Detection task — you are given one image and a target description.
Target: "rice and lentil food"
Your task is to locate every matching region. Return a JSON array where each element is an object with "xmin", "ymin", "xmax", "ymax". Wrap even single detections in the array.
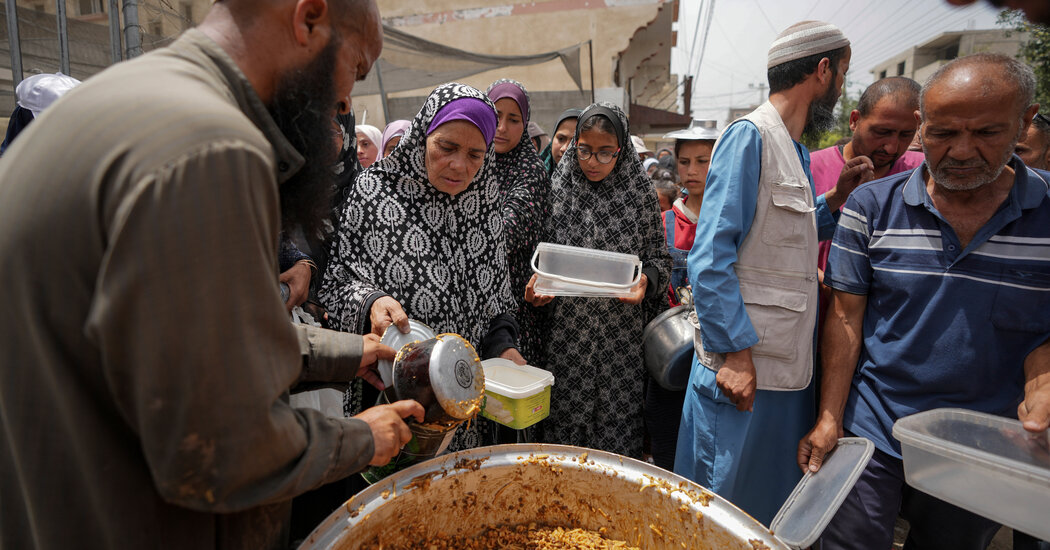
[{"xmin": 365, "ymin": 523, "xmax": 639, "ymax": 549}]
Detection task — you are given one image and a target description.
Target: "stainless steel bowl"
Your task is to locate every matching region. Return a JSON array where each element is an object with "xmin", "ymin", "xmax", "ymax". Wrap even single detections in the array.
[
  {"xmin": 299, "ymin": 444, "xmax": 788, "ymax": 550},
  {"xmin": 642, "ymin": 305, "xmax": 695, "ymax": 391}
]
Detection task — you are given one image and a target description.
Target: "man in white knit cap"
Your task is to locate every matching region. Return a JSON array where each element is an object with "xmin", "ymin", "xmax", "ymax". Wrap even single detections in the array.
[{"xmin": 675, "ymin": 21, "xmax": 858, "ymax": 524}]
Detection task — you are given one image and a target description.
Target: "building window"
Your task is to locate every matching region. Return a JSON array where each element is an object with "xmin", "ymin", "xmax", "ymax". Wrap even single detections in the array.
[
  {"xmin": 149, "ymin": 19, "xmax": 163, "ymax": 36},
  {"xmin": 897, "ymin": 61, "xmax": 906, "ymax": 76},
  {"xmin": 79, "ymin": 0, "xmax": 104, "ymax": 14},
  {"xmin": 879, "ymin": 70, "xmax": 887, "ymax": 79}
]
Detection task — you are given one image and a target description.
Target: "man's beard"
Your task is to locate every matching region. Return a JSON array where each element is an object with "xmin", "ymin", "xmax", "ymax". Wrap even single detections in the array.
[
  {"xmin": 925, "ymin": 127, "xmax": 1021, "ymax": 192},
  {"xmin": 267, "ymin": 36, "xmax": 341, "ymax": 237},
  {"xmin": 802, "ymin": 76, "xmax": 839, "ymax": 142}
]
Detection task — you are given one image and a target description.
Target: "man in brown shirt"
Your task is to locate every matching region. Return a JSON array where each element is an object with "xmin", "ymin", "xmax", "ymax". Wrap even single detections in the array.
[{"xmin": 0, "ymin": 1, "xmax": 424, "ymax": 548}]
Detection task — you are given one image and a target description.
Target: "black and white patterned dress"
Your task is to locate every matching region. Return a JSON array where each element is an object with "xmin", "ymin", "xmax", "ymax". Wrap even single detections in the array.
[
  {"xmin": 320, "ymin": 83, "xmax": 515, "ymax": 451},
  {"xmin": 539, "ymin": 102, "xmax": 671, "ymax": 458},
  {"xmin": 486, "ymin": 79, "xmax": 551, "ymax": 367}
]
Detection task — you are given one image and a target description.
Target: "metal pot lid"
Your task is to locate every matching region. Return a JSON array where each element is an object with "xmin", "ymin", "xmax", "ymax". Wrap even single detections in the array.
[
  {"xmin": 428, "ymin": 333, "xmax": 484, "ymax": 420},
  {"xmin": 379, "ymin": 320, "xmax": 436, "ymax": 388},
  {"xmin": 769, "ymin": 437, "xmax": 874, "ymax": 549},
  {"xmin": 662, "ymin": 119, "xmax": 721, "ymax": 141}
]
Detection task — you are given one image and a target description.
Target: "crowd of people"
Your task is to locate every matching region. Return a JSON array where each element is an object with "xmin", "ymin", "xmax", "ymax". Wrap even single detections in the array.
[{"xmin": 1, "ymin": 0, "xmax": 1049, "ymax": 549}]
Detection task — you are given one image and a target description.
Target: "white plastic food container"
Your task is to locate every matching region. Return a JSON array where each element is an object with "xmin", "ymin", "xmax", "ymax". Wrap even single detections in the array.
[
  {"xmin": 893, "ymin": 408, "xmax": 1050, "ymax": 540},
  {"xmin": 480, "ymin": 359, "xmax": 555, "ymax": 430},
  {"xmin": 531, "ymin": 242, "xmax": 642, "ymax": 298}
]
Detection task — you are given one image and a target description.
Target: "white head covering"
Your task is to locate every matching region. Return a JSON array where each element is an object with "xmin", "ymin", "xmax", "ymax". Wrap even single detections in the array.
[
  {"xmin": 663, "ymin": 119, "xmax": 721, "ymax": 141},
  {"xmin": 631, "ymin": 135, "xmax": 651, "ymax": 154},
  {"xmin": 16, "ymin": 73, "xmax": 81, "ymax": 118},
  {"xmin": 767, "ymin": 21, "xmax": 850, "ymax": 69},
  {"xmin": 354, "ymin": 124, "xmax": 382, "ymax": 149}
]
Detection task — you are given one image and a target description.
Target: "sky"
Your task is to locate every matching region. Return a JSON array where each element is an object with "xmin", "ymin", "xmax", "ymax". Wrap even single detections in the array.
[{"xmin": 671, "ymin": 0, "xmax": 1004, "ymax": 124}]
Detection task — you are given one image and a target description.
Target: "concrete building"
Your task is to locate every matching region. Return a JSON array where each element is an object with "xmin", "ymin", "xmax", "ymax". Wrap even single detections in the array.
[
  {"xmin": 362, "ymin": 0, "xmax": 686, "ymax": 134},
  {"xmin": 2, "ymin": 0, "xmax": 207, "ymax": 114},
  {"xmin": 3, "ymin": 0, "xmax": 686, "ymax": 136},
  {"xmin": 14, "ymin": 0, "xmax": 207, "ymax": 37},
  {"xmin": 726, "ymin": 103, "xmax": 761, "ymax": 127},
  {"xmin": 870, "ymin": 28, "xmax": 1025, "ymax": 85}
]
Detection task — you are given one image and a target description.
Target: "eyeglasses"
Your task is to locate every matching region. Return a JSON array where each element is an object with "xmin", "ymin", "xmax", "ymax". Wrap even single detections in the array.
[
  {"xmin": 577, "ymin": 146, "xmax": 620, "ymax": 164},
  {"xmin": 1036, "ymin": 113, "xmax": 1050, "ymax": 126}
]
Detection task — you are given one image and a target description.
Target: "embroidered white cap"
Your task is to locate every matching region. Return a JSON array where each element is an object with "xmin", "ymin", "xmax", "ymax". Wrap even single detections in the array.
[{"xmin": 767, "ymin": 21, "xmax": 850, "ymax": 69}]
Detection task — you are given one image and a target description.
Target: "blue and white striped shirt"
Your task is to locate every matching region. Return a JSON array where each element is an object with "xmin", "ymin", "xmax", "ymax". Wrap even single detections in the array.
[{"xmin": 826, "ymin": 156, "xmax": 1050, "ymax": 457}]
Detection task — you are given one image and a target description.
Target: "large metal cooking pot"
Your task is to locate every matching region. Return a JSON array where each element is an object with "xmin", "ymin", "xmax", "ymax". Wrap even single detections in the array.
[
  {"xmin": 643, "ymin": 305, "xmax": 695, "ymax": 391},
  {"xmin": 300, "ymin": 440, "xmax": 872, "ymax": 550}
]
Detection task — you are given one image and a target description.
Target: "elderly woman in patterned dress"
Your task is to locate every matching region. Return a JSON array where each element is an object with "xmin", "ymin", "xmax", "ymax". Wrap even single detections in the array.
[{"xmin": 320, "ymin": 83, "xmax": 525, "ymax": 452}]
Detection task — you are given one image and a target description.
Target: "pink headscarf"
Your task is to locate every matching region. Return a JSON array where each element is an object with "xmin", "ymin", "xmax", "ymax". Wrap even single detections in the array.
[{"xmin": 379, "ymin": 120, "xmax": 411, "ymax": 159}]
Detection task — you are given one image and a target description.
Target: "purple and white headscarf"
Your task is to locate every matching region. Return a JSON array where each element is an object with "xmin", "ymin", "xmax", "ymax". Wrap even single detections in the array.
[{"xmin": 378, "ymin": 119, "xmax": 410, "ymax": 159}]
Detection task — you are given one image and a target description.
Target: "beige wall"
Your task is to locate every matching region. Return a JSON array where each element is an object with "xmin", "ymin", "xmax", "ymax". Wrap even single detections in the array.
[
  {"xmin": 375, "ymin": 0, "xmax": 662, "ymax": 93},
  {"xmin": 359, "ymin": 0, "xmax": 667, "ymax": 126}
]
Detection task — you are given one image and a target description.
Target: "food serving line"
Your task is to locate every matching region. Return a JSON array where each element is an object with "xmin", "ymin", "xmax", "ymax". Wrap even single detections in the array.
[{"xmin": 301, "ymin": 243, "xmax": 1050, "ymax": 549}]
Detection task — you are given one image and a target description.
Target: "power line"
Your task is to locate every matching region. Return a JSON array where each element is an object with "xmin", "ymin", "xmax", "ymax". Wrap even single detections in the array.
[
  {"xmin": 846, "ymin": 0, "xmax": 928, "ymax": 46},
  {"xmin": 851, "ymin": 10, "xmax": 973, "ymax": 70},
  {"xmin": 686, "ymin": 0, "xmax": 707, "ymax": 77},
  {"xmin": 752, "ymin": 0, "xmax": 779, "ymax": 34},
  {"xmin": 849, "ymin": 6, "xmax": 956, "ymax": 67},
  {"xmin": 824, "ymin": 0, "xmax": 856, "ymax": 25},
  {"xmin": 691, "ymin": 0, "xmax": 717, "ymax": 79},
  {"xmin": 851, "ymin": 8, "xmax": 986, "ymax": 73},
  {"xmin": 692, "ymin": 87, "xmax": 763, "ymax": 100},
  {"xmin": 802, "ymin": 0, "xmax": 824, "ymax": 19}
]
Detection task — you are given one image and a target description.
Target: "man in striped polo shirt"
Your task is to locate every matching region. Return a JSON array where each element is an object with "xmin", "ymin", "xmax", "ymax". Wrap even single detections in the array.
[{"xmin": 799, "ymin": 53, "xmax": 1050, "ymax": 549}]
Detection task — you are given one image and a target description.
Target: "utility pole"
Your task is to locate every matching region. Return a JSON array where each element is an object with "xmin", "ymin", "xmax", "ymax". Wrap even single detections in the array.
[
  {"xmin": 109, "ymin": 0, "xmax": 123, "ymax": 63},
  {"xmin": 683, "ymin": 76, "xmax": 693, "ymax": 117},
  {"xmin": 123, "ymin": 0, "xmax": 142, "ymax": 59},
  {"xmin": 5, "ymin": 0, "xmax": 23, "ymax": 85},
  {"xmin": 749, "ymin": 82, "xmax": 768, "ymax": 104},
  {"xmin": 56, "ymin": 0, "xmax": 70, "ymax": 74}
]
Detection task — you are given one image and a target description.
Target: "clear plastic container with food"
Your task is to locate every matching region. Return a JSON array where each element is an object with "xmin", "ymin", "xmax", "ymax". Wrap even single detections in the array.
[
  {"xmin": 480, "ymin": 358, "xmax": 555, "ymax": 430},
  {"xmin": 531, "ymin": 242, "xmax": 642, "ymax": 298},
  {"xmin": 893, "ymin": 408, "xmax": 1050, "ymax": 540}
]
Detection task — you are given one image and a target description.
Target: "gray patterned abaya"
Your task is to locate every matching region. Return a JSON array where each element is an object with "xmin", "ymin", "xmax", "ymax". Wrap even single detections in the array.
[
  {"xmin": 539, "ymin": 102, "xmax": 671, "ymax": 458},
  {"xmin": 486, "ymin": 79, "xmax": 551, "ymax": 366}
]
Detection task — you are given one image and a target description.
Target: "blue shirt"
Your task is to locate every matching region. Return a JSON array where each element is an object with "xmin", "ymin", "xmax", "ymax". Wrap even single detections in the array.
[
  {"xmin": 826, "ymin": 157, "xmax": 1050, "ymax": 457},
  {"xmin": 689, "ymin": 121, "xmax": 838, "ymax": 353}
]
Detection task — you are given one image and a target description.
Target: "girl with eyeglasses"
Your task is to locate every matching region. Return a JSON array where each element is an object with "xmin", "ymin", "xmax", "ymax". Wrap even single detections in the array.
[{"xmin": 525, "ymin": 102, "xmax": 671, "ymax": 458}]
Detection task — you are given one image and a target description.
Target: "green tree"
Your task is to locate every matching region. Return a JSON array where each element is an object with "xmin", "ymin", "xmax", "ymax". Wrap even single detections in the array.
[{"xmin": 999, "ymin": 9, "xmax": 1050, "ymax": 108}]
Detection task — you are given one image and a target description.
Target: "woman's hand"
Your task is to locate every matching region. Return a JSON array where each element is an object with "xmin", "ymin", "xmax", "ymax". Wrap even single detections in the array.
[
  {"xmin": 500, "ymin": 347, "xmax": 528, "ymax": 365},
  {"xmin": 279, "ymin": 261, "xmax": 312, "ymax": 312},
  {"xmin": 524, "ymin": 274, "xmax": 555, "ymax": 307},
  {"xmin": 358, "ymin": 333, "xmax": 396, "ymax": 390},
  {"xmin": 617, "ymin": 273, "xmax": 648, "ymax": 305},
  {"xmin": 370, "ymin": 296, "xmax": 410, "ymax": 336}
]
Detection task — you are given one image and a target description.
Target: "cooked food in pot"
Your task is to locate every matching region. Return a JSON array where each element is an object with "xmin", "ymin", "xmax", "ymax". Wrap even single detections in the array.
[{"xmin": 364, "ymin": 523, "xmax": 638, "ymax": 549}]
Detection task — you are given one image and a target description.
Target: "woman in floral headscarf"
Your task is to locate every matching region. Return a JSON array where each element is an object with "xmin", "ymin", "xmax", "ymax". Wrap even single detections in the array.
[
  {"xmin": 486, "ymin": 79, "xmax": 551, "ymax": 366},
  {"xmin": 526, "ymin": 102, "xmax": 671, "ymax": 458},
  {"xmin": 321, "ymin": 83, "xmax": 523, "ymax": 451}
]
